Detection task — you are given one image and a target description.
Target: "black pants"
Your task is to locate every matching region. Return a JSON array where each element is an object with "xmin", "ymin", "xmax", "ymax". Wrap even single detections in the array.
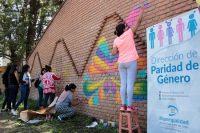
[
  {"xmin": 2, "ymin": 87, "xmax": 9, "ymax": 109},
  {"xmin": 7, "ymin": 85, "xmax": 18, "ymax": 110},
  {"xmin": 37, "ymin": 86, "xmax": 43, "ymax": 107},
  {"xmin": 44, "ymin": 93, "xmax": 55, "ymax": 107}
]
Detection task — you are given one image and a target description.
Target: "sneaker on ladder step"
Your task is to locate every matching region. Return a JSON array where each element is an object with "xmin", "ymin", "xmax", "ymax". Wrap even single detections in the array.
[
  {"xmin": 127, "ymin": 106, "xmax": 137, "ymax": 112},
  {"xmin": 120, "ymin": 105, "xmax": 127, "ymax": 111}
]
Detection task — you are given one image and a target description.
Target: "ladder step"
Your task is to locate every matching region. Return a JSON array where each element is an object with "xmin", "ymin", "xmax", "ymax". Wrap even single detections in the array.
[
  {"xmin": 121, "ymin": 125, "xmax": 139, "ymax": 130},
  {"xmin": 119, "ymin": 110, "xmax": 141, "ymax": 133},
  {"xmin": 121, "ymin": 127, "xmax": 129, "ymax": 130}
]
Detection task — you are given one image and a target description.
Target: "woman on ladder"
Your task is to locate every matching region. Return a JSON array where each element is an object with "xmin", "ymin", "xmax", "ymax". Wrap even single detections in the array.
[{"xmin": 112, "ymin": 5, "xmax": 144, "ymax": 112}]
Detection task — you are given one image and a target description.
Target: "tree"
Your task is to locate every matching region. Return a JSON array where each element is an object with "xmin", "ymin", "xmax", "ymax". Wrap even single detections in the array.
[{"xmin": 0, "ymin": 0, "xmax": 64, "ymax": 64}]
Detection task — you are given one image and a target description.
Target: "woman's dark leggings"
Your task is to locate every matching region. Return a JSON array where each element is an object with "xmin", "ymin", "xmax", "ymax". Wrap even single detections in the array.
[
  {"xmin": 7, "ymin": 85, "xmax": 18, "ymax": 110},
  {"xmin": 43, "ymin": 93, "xmax": 55, "ymax": 108},
  {"xmin": 37, "ymin": 86, "xmax": 43, "ymax": 107},
  {"xmin": 2, "ymin": 87, "xmax": 9, "ymax": 109}
]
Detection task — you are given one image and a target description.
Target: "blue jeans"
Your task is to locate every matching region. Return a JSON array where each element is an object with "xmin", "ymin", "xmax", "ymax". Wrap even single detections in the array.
[
  {"xmin": 14, "ymin": 85, "xmax": 30, "ymax": 110},
  {"xmin": 118, "ymin": 61, "xmax": 137, "ymax": 106}
]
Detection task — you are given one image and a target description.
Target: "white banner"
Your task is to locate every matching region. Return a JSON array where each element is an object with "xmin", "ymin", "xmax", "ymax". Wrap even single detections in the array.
[{"xmin": 147, "ymin": 8, "xmax": 200, "ymax": 133}]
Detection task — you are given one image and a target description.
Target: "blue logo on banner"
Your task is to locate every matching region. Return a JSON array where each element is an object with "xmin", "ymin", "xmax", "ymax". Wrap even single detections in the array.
[{"xmin": 168, "ymin": 105, "xmax": 178, "ymax": 116}]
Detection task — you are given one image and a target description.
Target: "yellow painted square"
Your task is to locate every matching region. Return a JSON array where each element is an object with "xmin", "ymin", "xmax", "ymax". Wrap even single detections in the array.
[{"xmin": 197, "ymin": 0, "xmax": 200, "ymax": 6}]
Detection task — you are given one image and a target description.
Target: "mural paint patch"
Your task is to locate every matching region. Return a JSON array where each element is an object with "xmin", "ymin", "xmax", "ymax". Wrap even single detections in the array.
[
  {"xmin": 87, "ymin": 37, "xmax": 118, "ymax": 75},
  {"xmin": 83, "ymin": 71, "xmax": 147, "ymax": 106},
  {"xmin": 83, "ymin": 37, "xmax": 147, "ymax": 105},
  {"xmin": 125, "ymin": 0, "xmax": 150, "ymax": 27}
]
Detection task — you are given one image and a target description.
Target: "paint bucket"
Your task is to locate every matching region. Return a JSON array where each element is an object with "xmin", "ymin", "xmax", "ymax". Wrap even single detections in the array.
[
  {"xmin": 103, "ymin": 122, "xmax": 108, "ymax": 128},
  {"xmin": 111, "ymin": 122, "xmax": 116, "ymax": 128},
  {"xmin": 100, "ymin": 119, "xmax": 104, "ymax": 123}
]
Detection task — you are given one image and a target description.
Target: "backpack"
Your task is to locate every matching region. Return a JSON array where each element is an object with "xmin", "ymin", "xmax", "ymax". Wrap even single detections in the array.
[{"xmin": 34, "ymin": 78, "xmax": 41, "ymax": 88}]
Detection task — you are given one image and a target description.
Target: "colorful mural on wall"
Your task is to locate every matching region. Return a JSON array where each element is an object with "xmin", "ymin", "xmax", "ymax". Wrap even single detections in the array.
[
  {"xmin": 134, "ymin": 80, "xmax": 147, "ymax": 101},
  {"xmin": 82, "ymin": 1, "xmax": 150, "ymax": 106},
  {"xmin": 83, "ymin": 37, "xmax": 147, "ymax": 106},
  {"xmin": 83, "ymin": 74, "xmax": 147, "ymax": 106},
  {"xmin": 125, "ymin": 0, "xmax": 150, "ymax": 27},
  {"xmin": 83, "ymin": 77, "xmax": 121, "ymax": 106},
  {"xmin": 87, "ymin": 37, "xmax": 118, "ymax": 75}
]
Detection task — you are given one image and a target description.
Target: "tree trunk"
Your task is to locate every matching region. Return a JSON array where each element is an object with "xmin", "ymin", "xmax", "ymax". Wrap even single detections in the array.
[{"xmin": 26, "ymin": 0, "xmax": 40, "ymax": 57}]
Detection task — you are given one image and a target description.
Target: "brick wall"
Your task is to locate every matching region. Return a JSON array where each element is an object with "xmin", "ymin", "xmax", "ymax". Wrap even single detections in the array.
[{"xmin": 28, "ymin": 0, "xmax": 197, "ymax": 132}]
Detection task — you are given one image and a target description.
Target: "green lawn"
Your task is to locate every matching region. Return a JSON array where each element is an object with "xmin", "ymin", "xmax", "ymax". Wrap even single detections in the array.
[{"xmin": 0, "ymin": 95, "xmax": 118, "ymax": 133}]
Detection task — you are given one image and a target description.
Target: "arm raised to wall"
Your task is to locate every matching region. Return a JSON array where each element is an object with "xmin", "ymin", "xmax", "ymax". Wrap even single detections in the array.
[{"xmin": 131, "ymin": 5, "xmax": 145, "ymax": 33}]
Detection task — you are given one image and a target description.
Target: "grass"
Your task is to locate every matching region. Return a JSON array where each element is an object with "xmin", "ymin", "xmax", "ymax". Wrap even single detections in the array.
[{"xmin": 0, "ymin": 94, "xmax": 118, "ymax": 133}]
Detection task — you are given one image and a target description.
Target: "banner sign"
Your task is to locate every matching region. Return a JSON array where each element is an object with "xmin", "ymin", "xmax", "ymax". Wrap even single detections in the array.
[{"xmin": 147, "ymin": 8, "xmax": 200, "ymax": 133}]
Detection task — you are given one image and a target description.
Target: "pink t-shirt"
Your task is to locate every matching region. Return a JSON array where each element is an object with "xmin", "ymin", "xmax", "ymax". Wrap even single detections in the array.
[
  {"xmin": 42, "ymin": 72, "xmax": 61, "ymax": 94},
  {"xmin": 113, "ymin": 29, "xmax": 139, "ymax": 63}
]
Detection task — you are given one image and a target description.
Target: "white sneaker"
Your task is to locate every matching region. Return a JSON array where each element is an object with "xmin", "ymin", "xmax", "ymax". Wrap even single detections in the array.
[
  {"xmin": 11, "ymin": 109, "xmax": 18, "ymax": 116},
  {"xmin": 57, "ymin": 116, "xmax": 63, "ymax": 121}
]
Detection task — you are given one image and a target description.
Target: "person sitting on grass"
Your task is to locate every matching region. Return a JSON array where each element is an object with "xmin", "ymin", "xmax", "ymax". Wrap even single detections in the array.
[{"xmin": 55, "ymin": 83, "xmax": 80, "ymax": 121}]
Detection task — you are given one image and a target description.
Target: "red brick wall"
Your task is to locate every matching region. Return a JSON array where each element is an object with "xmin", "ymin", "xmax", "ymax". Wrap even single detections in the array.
[{"xmin": 28, "ymin": 0, "xmax": 197, "ymax": 132}]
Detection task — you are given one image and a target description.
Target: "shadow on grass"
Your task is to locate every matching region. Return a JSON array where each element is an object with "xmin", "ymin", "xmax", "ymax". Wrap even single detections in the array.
[{"xmin": 0, "ymin": 95, "xmax": 118, "ymax": 133}]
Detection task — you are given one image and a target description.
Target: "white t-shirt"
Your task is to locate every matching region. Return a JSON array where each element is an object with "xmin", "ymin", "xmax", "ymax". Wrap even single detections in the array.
[{"xmin": 23, "ymin": 72, "xmax": 32, "ymax": 87}]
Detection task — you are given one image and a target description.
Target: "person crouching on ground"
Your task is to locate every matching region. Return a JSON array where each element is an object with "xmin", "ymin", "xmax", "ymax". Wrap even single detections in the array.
[
  {"xmin": 42, "ymin": 65, "xmax": 61, "ymax": 108},
  {"xmin": 56, "ymin": 83, "xmax": 79, "ymax": 121}
]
